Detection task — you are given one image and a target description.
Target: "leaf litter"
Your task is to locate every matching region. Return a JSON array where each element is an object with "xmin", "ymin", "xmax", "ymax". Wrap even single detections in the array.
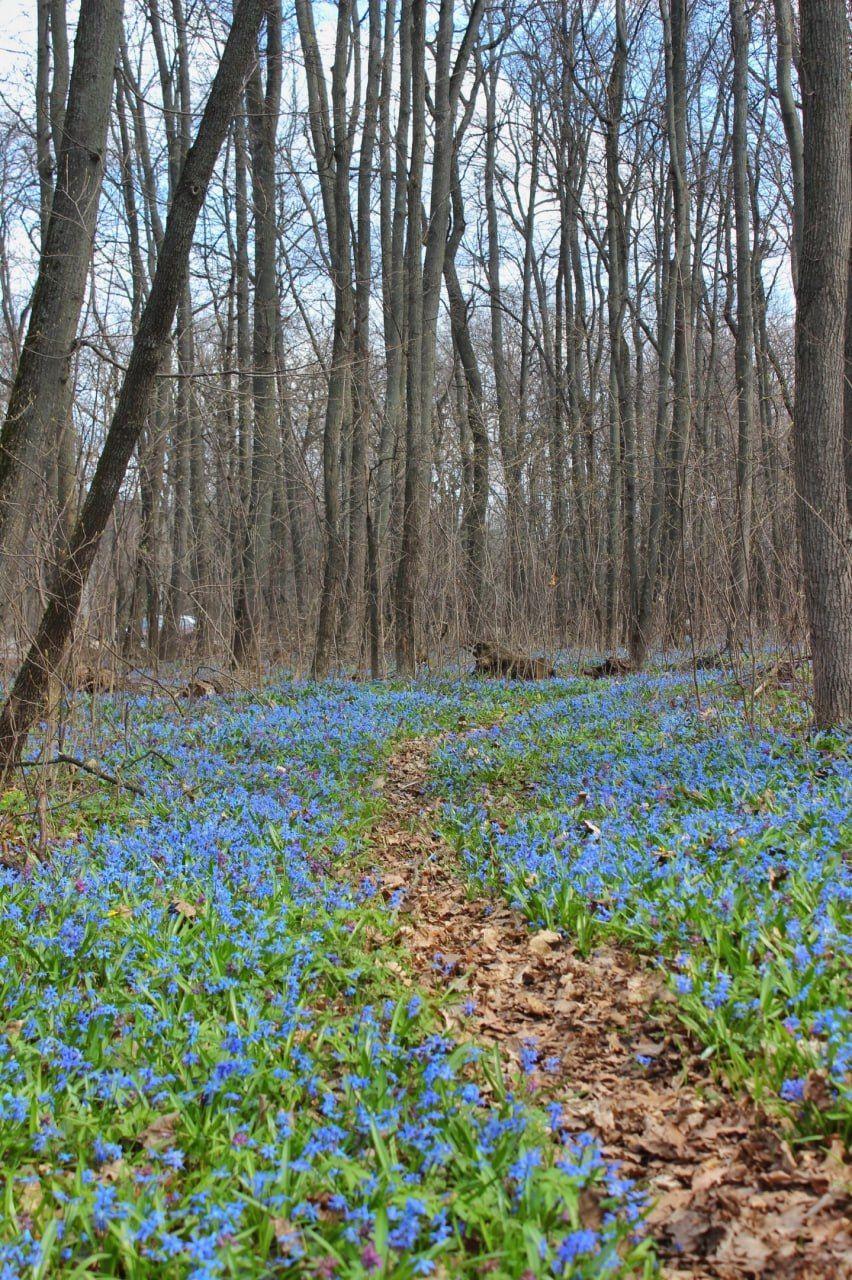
[{"xmin": 371, "ymin": 737, "xmax": 851, "ymax": 1279}]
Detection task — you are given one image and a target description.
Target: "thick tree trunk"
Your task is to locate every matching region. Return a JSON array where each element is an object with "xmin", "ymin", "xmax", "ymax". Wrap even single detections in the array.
[
  {"xmin": 604, "ymin": 0, "xmax": 633, "ymax": 648},
  {"xmin": 659, "ymin": 0, "xmax": 693, "ymax": 643},
  {"xmin": 484, "ymin": 43, "xmax": 523, "ymax": 620},
  {"xmin": 296, "ymin": 0, "xmax": 354, "ymax": 678},
  {"xmin": 793, "ymin": 0, "xmax": 852, "ymax": 727},
  {"xmin": 394, "ymin": 0, "xmax": 427, "ymax": 675},
  {"xmin": 844, "ymin": 124, "xmax": 852, "ymax": 523}
]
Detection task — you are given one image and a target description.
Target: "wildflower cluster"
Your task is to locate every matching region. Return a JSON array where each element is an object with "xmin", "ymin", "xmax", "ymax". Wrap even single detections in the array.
[
  {"xmin": 0, "ymin": 682, "xmax": 651, "ymax": 1278},
  {"xmin": 435, "ymin": 672, "xmax": 851, "ymax": 1138}
]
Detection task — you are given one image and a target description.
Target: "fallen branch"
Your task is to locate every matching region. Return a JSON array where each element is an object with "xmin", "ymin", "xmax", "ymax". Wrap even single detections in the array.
[{"xmin": 52, "ymin": 753, "xmax": 144, "ymax": 797}]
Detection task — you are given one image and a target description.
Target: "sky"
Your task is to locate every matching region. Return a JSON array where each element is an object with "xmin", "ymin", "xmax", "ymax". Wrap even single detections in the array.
[{"xmin": 0, "ymin": 2, "xmax": 48, "ymax": 85}]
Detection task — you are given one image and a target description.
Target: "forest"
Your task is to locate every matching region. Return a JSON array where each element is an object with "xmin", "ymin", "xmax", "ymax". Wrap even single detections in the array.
[{"xmin": 0, "ymin": 0, "xmax": 849, "ymax": 1276}]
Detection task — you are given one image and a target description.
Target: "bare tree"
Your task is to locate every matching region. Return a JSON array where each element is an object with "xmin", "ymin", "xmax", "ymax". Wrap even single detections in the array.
[{"xmin": 729, "ymin": 0, "xmax": 755, "ymax": 640}]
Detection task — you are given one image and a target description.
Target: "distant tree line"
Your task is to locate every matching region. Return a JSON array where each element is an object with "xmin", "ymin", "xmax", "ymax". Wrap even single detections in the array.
[{"xmin": 0, "ymin": 0, "xmax": 848, "ymax": 766}]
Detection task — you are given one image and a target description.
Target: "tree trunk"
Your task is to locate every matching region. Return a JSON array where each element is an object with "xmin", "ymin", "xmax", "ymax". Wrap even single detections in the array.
[
  {"xmin": 772, "ymin": 0, "xmax": 804, "ymax": 291},
  {"xmin": 233, "ymin": 2, "xmax": 283, "ymax": 667},
  {"xmin": 729, "ymin": 0, "xmax": 755, "ymax": 641},
  {"xmin": 793, "ymin": 0, "xmax": 852, "ymax": 727},
  {"xmin": 296, "ymin": 0, "xmax": 354, "ymax": 678},
  {"xmin": 344, "ymin": 0, "xmax": 382, "ymax": 665}
]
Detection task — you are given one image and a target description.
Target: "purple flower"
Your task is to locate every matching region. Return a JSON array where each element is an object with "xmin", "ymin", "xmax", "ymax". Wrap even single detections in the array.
[{"xmin": 360, "ymin": 1241, "xmax": 382, "ymax": 1272}]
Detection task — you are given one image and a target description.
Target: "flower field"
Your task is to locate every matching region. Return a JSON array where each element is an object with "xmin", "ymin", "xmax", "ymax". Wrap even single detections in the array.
[
  {"xmin": 434, "ymin": 673, "xmax": 851, "ymax": 1141},
  {"xmin": 0, "ymin": 683, "xmax": 652, "ymax": 1279},
  {"xmin": 0, "ymin": 670, "xmax": 848, "ymax": 1277}
]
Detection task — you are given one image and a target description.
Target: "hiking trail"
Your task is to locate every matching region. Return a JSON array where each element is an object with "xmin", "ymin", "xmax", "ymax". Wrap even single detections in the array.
[{"xmin": 368, "ymin": 736, "xmax": 850, "ymax": 1279}]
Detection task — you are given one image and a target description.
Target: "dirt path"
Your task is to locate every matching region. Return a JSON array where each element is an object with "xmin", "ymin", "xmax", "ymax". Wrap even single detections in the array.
[{"xmin": 370, "ymin": 737, "xmax": 850, "ymax": 1280}]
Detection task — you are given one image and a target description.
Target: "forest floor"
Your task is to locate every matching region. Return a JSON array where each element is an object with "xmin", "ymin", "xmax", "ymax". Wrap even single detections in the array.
[
  {"xmin": 370, "ymin": 736, "xmax": 849, "ymax": 1277},
  {"xmin": 0, "ymin": 668, "xmax": 848, "ymax": 1277}
]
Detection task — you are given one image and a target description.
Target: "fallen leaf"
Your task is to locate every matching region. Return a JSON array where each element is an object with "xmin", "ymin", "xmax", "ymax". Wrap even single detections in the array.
[
  {"xmin": 636, "ymin": 1113, "xmax": 685, "ymax": 1157},
  {"xmin": 139, "ymin": 1111, "xmax": 180, "ymax": 1149},
  {"xmin": 170, "ymin": 899, "xmax": 197, "ymax": 920},
  {"xmin": 691, "ymin": 1159, "xmax": 727, "ymax": 1193},
  {"xmin": 98, "ymin": 1158, "xmax": 126, "ymax": 1183},
  {"xmin": 633, "ymin": 1037, "xmax": 666, "ymax": 1058},
  {"xmin": 804, "ymin": 1070, "xmax": 832, "ymax": 1110},
  {"xmin": 667, "ymin": 1208, "xmax": 725, "ymax": 1254},
  {"xmin": 18, "ymin": 1180, "xmax": 42, "ymax": 1215},
  {"xmin": 648, "ymin": 1186, "xmax": 693, "ymax": 1222},
  {"xmin": 528, "ymin": 929, "xmax": 562, "ymax": 956},
  {"xmin": 714, "ymin": 1226, "xmax": 772, "ymax": 1269}
]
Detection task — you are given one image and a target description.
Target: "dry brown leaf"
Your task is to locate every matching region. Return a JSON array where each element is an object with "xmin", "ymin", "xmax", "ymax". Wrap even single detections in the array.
[
  {"xmin": 577, "ymin": 1186, "xmax": 605, "ymax": 1229},
  {"xmin": 593, "ymin": 1099, "xmax": 617, "ymax": 1137},
  {"xmin": 648, "ymin": 1186, "xmax": 693, "ymax": 1222},
  {"xmin": 528, "ymin": 929, "xmax": 562, "ymax": 956},
  {"xmin": 691, "ymin": 1159, "xmax": 727, "ymax": 1193},
  {"xmin": 272, "ymin": 1216, "xmax": 298, "ymax": 1243},
  {"xmin": 170, "ymin": 899, "xmax": 197, "ymax": 920},
  {"xmin": 18, "ymin": 1180, "xmax": 43, "ymax": 1215},
  {"xmin": 667, "ymin": 1207, "xmax": 724, "ymax": 1254},
  {"xmin": 98, "ymin": 1158, "xmax": 126, "ymax": 1184},
  {"xmin": 637, "ymin": 1114, "xmax": 686, "ymax": 1157},
  {"xmin": 139, "ymin": 1111, "xmax": 180, "ymax": 1149},
  {"xmin": 714, "ymin": 1226, "xmax": 772, "ymax": 1269},
  {"xmin": 634, "ymin": 1037, "xmax": 666, "ymax": 1058}
]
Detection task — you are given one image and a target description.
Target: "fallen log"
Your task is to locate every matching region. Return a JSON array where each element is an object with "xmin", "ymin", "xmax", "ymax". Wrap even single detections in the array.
[
  {"xmin": 582, "ymin": 657, "xmax": 633, "ymax": 679},
  {"xmin": 471, "ymin": 641, "xmax": 555, "ymax": 680}
]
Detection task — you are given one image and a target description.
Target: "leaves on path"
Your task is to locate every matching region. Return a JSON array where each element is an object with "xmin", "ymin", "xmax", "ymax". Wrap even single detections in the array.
[{"xmin": 373, "ymin": 737, "xmax": 852, "ymax": 1279}]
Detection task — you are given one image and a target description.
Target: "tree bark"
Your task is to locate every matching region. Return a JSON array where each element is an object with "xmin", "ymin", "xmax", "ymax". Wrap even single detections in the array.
[
  {"xmin": 793, "ymin": 0, "xmax": 852, "ymax": 726},
  {"xmin": 729, "ymin": 0, "xmax": 755, "ymax": 640},
  {"xmin": 233, "ymin": 0, "xmax": 283, "ymax": 667},
  {"xmin": 296, "ymin": 0, "xmax": 354, "ymax": 677},
  {"xmin": 772, "ymin": 0, "xmax": 804, "ymax": 291}
]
